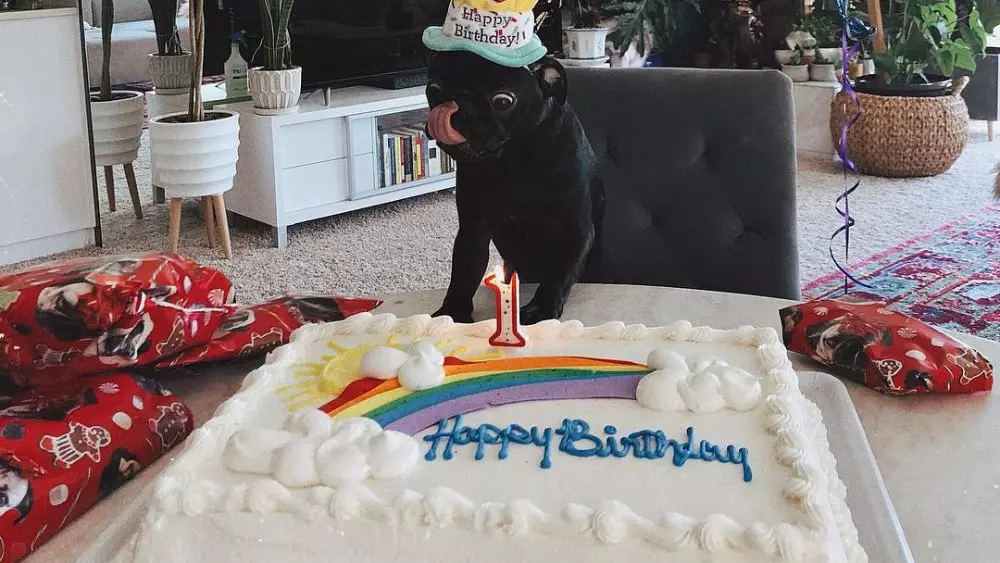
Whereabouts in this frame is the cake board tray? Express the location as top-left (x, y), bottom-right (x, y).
top-left (78, 371), bottom-right (914, 563)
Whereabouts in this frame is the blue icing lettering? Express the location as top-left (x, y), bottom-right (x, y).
top-left (423, 416), bottom-right (752, 482)
top-left (556, 418), bottom-right (604, 458)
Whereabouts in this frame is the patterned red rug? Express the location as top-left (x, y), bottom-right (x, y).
top-left (804, 204), bottom-right (1000, 341)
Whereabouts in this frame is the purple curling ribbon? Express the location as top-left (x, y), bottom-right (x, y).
top-left (830, 4), bottom-right (876, 293)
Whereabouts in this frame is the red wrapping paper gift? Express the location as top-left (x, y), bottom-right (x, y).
top-left (780, 298), bottom-right (993, 395)
top-left (153, 294), bottom-right (382, 369)
top-left (0, 254), bottom-right (237, 385)
top-left (0, 372), bottom-right (194, 562)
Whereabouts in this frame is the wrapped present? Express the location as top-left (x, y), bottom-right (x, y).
top-left (0, 254), bottom-right (237, 385)
top-left (780, 298), bottom-right (993, 395)
top-left (0, 372), bottom-right (194, 562)
top-left (153, 294), bottom-right (382, 369)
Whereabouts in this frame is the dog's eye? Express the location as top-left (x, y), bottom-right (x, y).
top-left (491, 92), bottom-right (515, 112)
top-left (0, 492), bottom-right (7, 507)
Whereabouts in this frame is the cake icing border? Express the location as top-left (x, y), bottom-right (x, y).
top-left (138, 313), bottom-right (866, 563)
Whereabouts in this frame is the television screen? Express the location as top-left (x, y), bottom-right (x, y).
top-left (217, 0), bottom-right (563, 90)
top-left (290, 0), bottom-right (450, 88)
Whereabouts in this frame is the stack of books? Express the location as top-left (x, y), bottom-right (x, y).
top-left (378, 123), bottom-right (457, 189)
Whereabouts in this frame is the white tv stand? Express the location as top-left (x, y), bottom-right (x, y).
top-left (221, 86), bottom-right (455, 248)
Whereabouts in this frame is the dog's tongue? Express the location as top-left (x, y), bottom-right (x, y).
top-left (427, 102), bottom-right (467, 146)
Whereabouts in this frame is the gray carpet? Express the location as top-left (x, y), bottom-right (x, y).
top-left (2, 122), bottom-right (996, 304)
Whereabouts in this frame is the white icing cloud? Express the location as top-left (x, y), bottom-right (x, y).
top-left (224, 415), bottom-right (421, 488)
top-left (636, 351), bottom-right (762, 413)
top-left (398, 354), bottom-right (446, 390)
top-left (359, 346), bottom-right (410, 380)
top-left (359, 340), bottom-right (446, 391)
top-left (406, 340), bottom-right (445, 364)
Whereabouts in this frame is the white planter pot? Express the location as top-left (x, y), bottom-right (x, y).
top-left (248, 66), bottom-right (302, 115)
top-left (149, 110), bottom-right (240, 198)
top-left (781, 64), bottom-right (810, 83)
top-left (809, 63), bottom-right (837, 82)
top-left (564, 27), bottom-right (609, 60)
top-left (817, 48), bottom-right (843, 65)
top-left (90, 90), bottom-right (144, 167)
top-left (862, 58), bottom-right (876, 75)
top-left (149, 53), bottom-right (193, 93)
top-left (774, 49), bottom-right (795, 65)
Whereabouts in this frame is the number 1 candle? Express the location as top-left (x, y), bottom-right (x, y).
top-left (482, 265), bottom-right (528, 347)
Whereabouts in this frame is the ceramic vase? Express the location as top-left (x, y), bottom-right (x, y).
top-left (564, 28), bottom-right (609, 60)
top-left (149, 110), bottom-right (241, 198)
top-left (248, 67), bottom-right (302, 115)
top-left (148, 53), bottom-right (193, 93)
top-left (90, 90), bottom-right (144, 166)
top-left (781, 64), bottom-right (810, 83)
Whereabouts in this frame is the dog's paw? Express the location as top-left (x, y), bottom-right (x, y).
top-left (432, 307), bottom-right (474, 324)
top-left (520, 303), bottom-right (562, 326)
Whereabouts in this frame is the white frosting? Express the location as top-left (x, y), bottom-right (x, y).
top-left (224, 416), bottom-right (420, 488)
top-left (364, 430), bottom-right (421, 480)
top-left (636, 350), bottom-right (763, 413)
top-left (359, 346), bottom-right (411, 380)
top-left (397, 354), bottom-right (446, 391)
top-left (358, 341), bottom-right (447, 390)
top-left (132, 313), bottom-right (865, 563)
top-left (406, 340), bottom-right (446, 365)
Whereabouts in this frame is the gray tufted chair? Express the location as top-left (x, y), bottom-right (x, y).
top-left (566, 67), bottom-right (801, 300)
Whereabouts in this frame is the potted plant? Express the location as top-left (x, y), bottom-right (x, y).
top-left (565, 0), bottom-right (611, 60)
top-left (248, 0), bottom-right (301, 114)
top-left (149, 0), bottom-right (241, 257)
top-left (830, 0), bottom-right (1000, 177)
top-left (809, 50), bottom-right (837, 81)
top-left (90, 0), bottom-right (145, 218)
top-left (781, 24), bottom-right (816, 65)
top-left (781, 48), bottom-right (809, 82)
top-left (147, 0), bottom-right (191, 92)
top-left (859, 0), bottom-right (1000, 96)
top-left (603, 0), bottom-right (701, 66)
top-left (802, 12), bottom-right (842, 65)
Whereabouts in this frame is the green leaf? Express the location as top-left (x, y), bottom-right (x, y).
top-left (932, 47), bottom-right (956, 75)
top-left (979, 0), bottom-right (1000, 33)
top-left (960, 17), bottom-right (987, 54)
top-left (873, 52), bottom-right (900, 74)
top-left (952, 42), bottom-right (978, 70)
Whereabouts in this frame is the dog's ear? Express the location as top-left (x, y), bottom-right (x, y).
top-left (530, 57), bottom-right (568, 105)
top-left (14, 482), bottom-right (32, 524)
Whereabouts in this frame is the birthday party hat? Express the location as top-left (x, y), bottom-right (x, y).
top-left (423, 0), bottom-right (547, 68)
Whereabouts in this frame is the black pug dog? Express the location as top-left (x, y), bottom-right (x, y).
top-left (425, 51), bottom-right (604, 325)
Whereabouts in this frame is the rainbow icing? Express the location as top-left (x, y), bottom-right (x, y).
top-left (319, 356), bottom-right (652, 435)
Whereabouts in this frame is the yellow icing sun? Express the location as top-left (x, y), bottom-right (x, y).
top-left (454, 0), bottom-right (539, 12)
top-left (276, 336), bottom-right (505, 413)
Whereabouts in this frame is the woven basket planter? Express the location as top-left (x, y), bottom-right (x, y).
top-left (829, 78), bottom-right (970, 177)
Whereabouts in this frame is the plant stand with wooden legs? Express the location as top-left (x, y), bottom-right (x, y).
top-left (167, 195), bottom-right (233, 258)
top-left (102, 164), bottom-right (144, 218)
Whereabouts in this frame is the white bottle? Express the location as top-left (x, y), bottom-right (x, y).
top-left (224, 42), bottom-right (249, 97)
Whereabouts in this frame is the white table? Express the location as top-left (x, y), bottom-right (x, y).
top-left (29, 285), bottom-right (1000, 563)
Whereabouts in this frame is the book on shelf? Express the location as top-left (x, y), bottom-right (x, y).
top-left (377, 122), bottom-right (456, 189)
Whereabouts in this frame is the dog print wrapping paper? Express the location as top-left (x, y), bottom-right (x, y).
top-left (153, 293), bottom-right (382, 369)
top-left (0, 254), bottom-right (237, 386)
top-left (781, 298), bottom-right (993, 395)
top-left (0, 372), bottom-right (195, 562)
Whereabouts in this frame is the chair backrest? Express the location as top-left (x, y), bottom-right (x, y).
top-left (567, 67), bottom-right (801, 300)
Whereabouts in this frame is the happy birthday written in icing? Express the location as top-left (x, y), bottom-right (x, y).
top-left (423, 415), bottom-right (753, 482)
top-left (455, 8), bottom-right (528, 46)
